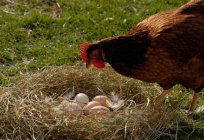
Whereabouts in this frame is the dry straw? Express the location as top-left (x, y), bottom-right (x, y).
top-left (0, 66), bottom-right (185, 139)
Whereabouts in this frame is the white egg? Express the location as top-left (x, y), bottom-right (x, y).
top-left (64, 102), bottom-right (83, 116)
top-left (83, 101), bottom-right (101, 115)
top-left (89, 106), bottom-right (110, 115)
top-left (92, 95), bottom-right (111, 107)
top-left (74, 93), bottom-right (89, 107)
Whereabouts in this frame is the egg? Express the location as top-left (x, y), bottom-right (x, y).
top-left (63, 101), bottom-right (83, 116)
top-left (83, 101), bottom-right (101, 115)
top-left (92, 95), bottom-right (111, 107)
top-left (74, 93), bottom-right (89, 107)
top-left (89, 106), bottom-right (110, 115)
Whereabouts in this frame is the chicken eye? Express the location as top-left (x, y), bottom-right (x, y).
top-left (90, 50), bottom-right (101, 60)
top-left (90, 54), bottom-right (97, 59)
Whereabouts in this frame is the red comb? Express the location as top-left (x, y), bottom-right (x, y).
top-left (80, 42), bottom-right (89, 62)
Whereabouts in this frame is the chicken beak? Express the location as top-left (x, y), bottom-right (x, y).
top-left (86, 60), bottom-right (93, 68)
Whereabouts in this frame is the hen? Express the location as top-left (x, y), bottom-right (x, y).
top-left (80, 0), bottom-right (204, 115)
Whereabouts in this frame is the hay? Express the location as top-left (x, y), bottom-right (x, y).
top-left (0, 66), bottom-right (184, 139)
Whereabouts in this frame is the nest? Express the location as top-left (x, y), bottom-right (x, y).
top-left (0, 66), bottom-right (185, 140)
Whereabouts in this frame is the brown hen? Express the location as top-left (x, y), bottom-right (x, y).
top-left (80, 0), bottom-right (204, 115)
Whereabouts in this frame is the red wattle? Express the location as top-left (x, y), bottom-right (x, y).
top-left (93, 61), bottom-right (105, 69)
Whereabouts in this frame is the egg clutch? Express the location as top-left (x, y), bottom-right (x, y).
top-left (53, 93), bottom-right (122, 116)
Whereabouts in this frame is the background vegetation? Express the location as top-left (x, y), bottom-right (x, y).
top-left (0, 0), bottom-right (189, 85)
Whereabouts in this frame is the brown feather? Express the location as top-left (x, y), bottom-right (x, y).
top-left (86, 0), bottom-right (204, 92)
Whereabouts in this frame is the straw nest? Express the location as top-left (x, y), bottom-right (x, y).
top-left (0, 66), bottom-right (186, 140)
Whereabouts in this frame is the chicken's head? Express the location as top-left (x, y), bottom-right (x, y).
top-left (80, 42), bottom-right (106, 69)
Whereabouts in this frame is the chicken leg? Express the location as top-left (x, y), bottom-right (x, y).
top-left (188, 91), bottom-right (200, 116)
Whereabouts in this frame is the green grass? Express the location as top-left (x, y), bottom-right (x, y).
top-left (1, 0), bottom-right (204, 139)
top-left (0, 0), bottom-right (189, 85)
